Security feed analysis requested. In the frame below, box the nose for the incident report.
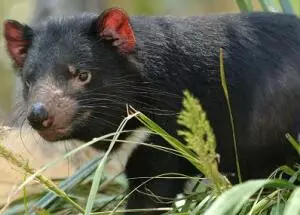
[27,102,53,130]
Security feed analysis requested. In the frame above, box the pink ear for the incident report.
[4,20,31,67]
[97,8,136,54]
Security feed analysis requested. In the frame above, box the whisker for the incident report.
[78,98,177,115]
[19,118,35,159]
[63,142,71,177]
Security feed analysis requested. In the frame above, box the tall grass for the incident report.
[236,0,298,14]
[1,65,299,214]
[0,1,300,214]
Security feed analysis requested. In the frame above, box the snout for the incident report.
[27,102,53,130]
[27,102,72,141]
[25,76,81,141]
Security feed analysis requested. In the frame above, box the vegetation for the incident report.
[236,0,299,14]
[1,86,299,214]
[1,50,300,214]
[0,0,300,214]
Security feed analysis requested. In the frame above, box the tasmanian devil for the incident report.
[4,7,300,214]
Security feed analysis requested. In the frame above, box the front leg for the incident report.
[125,135,196,215]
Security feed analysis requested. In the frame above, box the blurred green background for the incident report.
[0,0,299,120]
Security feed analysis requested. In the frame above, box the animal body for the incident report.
[4,8,300,214]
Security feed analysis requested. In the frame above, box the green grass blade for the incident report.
[279,0,295,14]
[283,187,300,215]
[23,173,29,215]
[84,112,139,215]
[236,0,253,11]
[133,109,200,168]
[133,108,231,193]
[259,0,280,12]
[285,133,300,155]
[31,155,103,212]
[278,165,297,176]
[84,157,107,215]
[248,190,281,215]
[191,195,215,215]
[0,142,85,214]
[1,130,127,213]
[219,48,242,183]
[204,180,271,215]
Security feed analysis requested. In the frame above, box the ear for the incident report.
[4,20,32,67]
[97,8,136,54]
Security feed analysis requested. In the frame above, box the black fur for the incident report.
[9,12,300,214]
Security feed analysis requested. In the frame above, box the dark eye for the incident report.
[78,71,91,83]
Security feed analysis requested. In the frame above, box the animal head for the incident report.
[4,8,141,142]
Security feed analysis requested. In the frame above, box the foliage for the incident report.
[177,91,229,193]
[236,0,299,14]
[134,95,231,195]
[1,1,300,214]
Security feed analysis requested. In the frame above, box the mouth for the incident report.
[37,126,71,141]
[35,110,91,142]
